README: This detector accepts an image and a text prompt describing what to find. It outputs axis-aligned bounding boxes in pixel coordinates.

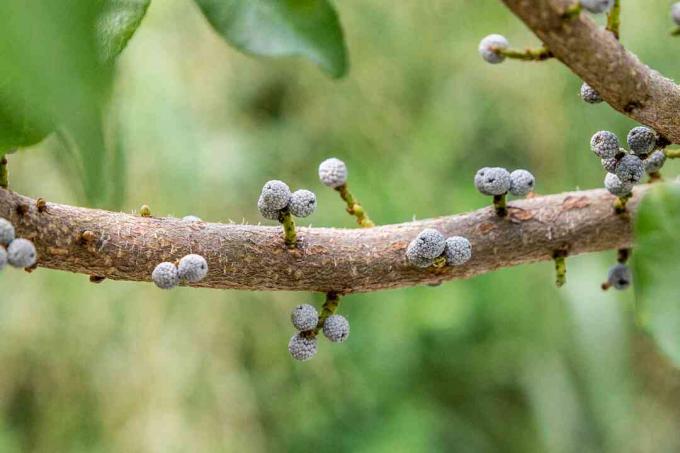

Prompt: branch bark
[0,186,646,293]
[500,0,680,144]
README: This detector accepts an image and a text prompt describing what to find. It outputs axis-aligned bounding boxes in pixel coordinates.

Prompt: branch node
[36,198,47,213]
[139,205,152,217]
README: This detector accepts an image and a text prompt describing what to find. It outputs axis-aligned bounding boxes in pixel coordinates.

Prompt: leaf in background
[97,0,151,62]
[634,182,680,366]
[194,0,348,78]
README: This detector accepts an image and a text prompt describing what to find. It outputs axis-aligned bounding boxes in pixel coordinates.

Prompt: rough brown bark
[0,186,645,293]
[500,0,680,144]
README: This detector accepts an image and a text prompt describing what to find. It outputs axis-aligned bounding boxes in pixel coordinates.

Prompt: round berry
[444,236,472,266]
[288,333,317,361]
[291,304,319,331]
[474,167,511,196]
[643,150,666,174]
[0,218,15,246]
[604,173,633,197]
[152,262,179,289]
[607,263,631,290]
[260,180,291,211]
[509,169,535,197]
[590,131,620,159]
[615,154,644,183]
[258,195,282,221]
[0,246,7,271]
[580,0,614,13]
[323,314,350,343]
[406,228,446,267]
[7,238,36,268]
[288,189,317,218]
[177,254,208,283]
[601,157,618,173]
[627,126,656,157]
[478,34,509,64]
[182,215,201,222]
[318,158,348,188]
[580,82,602,104]
[672,2,680,26]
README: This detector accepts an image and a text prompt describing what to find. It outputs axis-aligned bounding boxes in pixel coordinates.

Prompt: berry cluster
[151,254,208,289]
[258,180,317,220]
[474,167,536,197]
[406,228,472,269]
[0,217,38,271]
[288,303,350,361]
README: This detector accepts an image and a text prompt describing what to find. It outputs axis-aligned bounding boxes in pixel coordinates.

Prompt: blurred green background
[2,0,680,451]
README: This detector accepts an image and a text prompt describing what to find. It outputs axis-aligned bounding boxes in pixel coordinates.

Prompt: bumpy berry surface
[182,215,201,222]
[0,246,7,271]
[474,167,511,196]
[288,333,317,361]
[643,150,667,174]
[601,158,618,173]
[674,3,680,26]
[258,195,282,221]
[590,131,620,159]
[444,236,472,266]
[152,262,179,289]
[478,34,508,64]
[615,154,644,183]
[580,0,614,13]
[178,254,208,283]
[323,314,350,343]
[604,173,633,197]
[291,304,319,331]
[7,238,37,268]
[627,126,656,156]
[509,169,535,197]
[318,158,348,188]
[0,218,15,246]
[608,263,631,290]
[260,180,291,211]
[288,190,317,218]
[406,228,446,267]
[580,82,602,104]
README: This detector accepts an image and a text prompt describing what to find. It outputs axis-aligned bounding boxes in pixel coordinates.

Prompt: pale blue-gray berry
[444,236,472,266]
[590,131,620,159]
[509,169,535,197]
[318,158,348,188]
[604,173,633,197]
[291,304,319,331]
[182,215,201,222]
[580,0,614,13]
[615,154,644,183]
[580,82,602,104]
[601,157,618,173]
[288,333,317,361]
[474,167,511,196]
[627,126,656,156]
[0,246,7,271]
[323,314,350,343]
[406,228,446,267]
[7,238,36,268]
[673,2,680,26]
[608,263,631,290]
[644,150,666,174]
[258,195,281,221]
[288,189,316,218]
[152,262,179,289]
[260,180,291,211]
[0,218,15,246]
[178,254,208,283]
[478,34,509,64]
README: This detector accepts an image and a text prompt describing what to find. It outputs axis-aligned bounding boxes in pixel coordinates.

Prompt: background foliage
[2,0,680,451]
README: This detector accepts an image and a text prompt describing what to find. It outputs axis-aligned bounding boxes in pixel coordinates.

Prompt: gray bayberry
[7,238,36,268]
[607,263,631,290]
[474,167,511,196]
[258,195,282,221]
[178,254,208,283]
[580,0,614,13]
[152,262,179,289]
[627,126,656,157]
[0,246,7,271]
[406,228,446,267]
[182,215,201,222]
[672,3,680,26]
[318,158,348,188]
[444,236,472,266]
[601,157,618,173]
[323,314,350,343]
[604,173,633,197]
[509,169,535,197]
[615,154,644,183]
[291,304,319,331]
[478,34,509,64]
[288,333,317,361]
[260,180,291,211]
[0,218,15,246]
[288,189,317,218]
[590,131,620,159]
[644,150,667,174]
[580,82,602,104]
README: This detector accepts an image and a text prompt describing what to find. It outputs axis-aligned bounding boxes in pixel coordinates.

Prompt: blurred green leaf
[97,0,151,62]
[193,0,348,78]
[634,182,680,366]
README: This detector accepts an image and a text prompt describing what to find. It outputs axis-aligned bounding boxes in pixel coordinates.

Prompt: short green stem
[664,148,680,159]
[614,194,632,214]
[337,184,375,228]
[672,28,680,36]
[553,251,568,288]
[0,157,8,189]
[313,292,341,336]
[493,194,508,217]
[139,205,151,217]
[606,0,621,40]
[562,2,582,19]
[280,208,297,248]
[498,47,553,61]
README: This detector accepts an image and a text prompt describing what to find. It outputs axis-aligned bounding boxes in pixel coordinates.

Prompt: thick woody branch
[0,186,646,293]
[500,0,680,143]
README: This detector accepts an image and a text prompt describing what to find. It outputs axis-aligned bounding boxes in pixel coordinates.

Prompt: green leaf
[193,0,348,78]
[634,182,680,366]
[97,0,151,62]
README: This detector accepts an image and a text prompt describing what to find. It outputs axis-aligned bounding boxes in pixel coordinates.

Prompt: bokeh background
[3,0,680,451]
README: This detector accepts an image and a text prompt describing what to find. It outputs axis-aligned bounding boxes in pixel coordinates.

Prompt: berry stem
[664,148,680,159]
[553,250,568,288]
[648,171,662,183]
[0,157,8,189]
[497,47,553,61]
[606,0,621,40]
[432,256,447,269]
[561,2,582,19]
[613,194,632,214]
[672,28,680,37]
[617,248,631,264]
[493,194,508,217]
[279,208,297,248]
[313,292,341,336]
[336,184,375,228]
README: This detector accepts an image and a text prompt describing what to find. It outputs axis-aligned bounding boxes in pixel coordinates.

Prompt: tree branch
[0,186,646,293]
[500,0,680,144]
